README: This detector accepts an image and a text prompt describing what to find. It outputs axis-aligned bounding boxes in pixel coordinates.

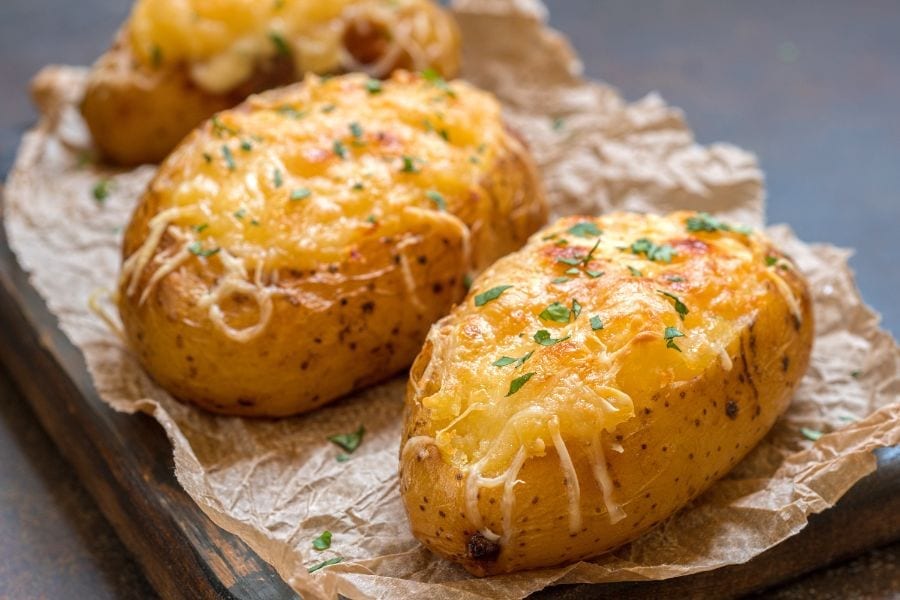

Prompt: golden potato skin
[117,71,546,417]
[400,211,813,576]
[81,0,461,166]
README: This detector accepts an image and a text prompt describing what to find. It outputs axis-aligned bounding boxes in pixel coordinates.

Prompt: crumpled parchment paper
[4,1,898,598]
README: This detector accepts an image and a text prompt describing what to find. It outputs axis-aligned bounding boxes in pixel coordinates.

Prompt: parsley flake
[664,326,685,352]
[565,268,581,276]
[276,105,306,119]
[193,223,209,233]
[234,208,246,219]
[308,557,343,574]
[557,256,583,266]
[628,265,643,277]
[474,285,512,307]
[630,238,675,263]
[551,277,570,284]
[269,31,290,56]
[421,68,456,97]
[426,190,446,211]
[686,212,751,235]
[506,372,535,397]
[273,168,283,188]
[765,256,778,267]
[92,179,111,203]
[582,238,603,266]
[493,356,517,367]
[150,44,163,67]
[312,531,332,551]
[800,427,823,441]
[365,79,382,94]
[533,330,570,346]
[572,299,582,319]
[240,139,253,152]
[658,290,688,320]
[349,122,363,139]
[566,221,602,238]
[586,270,604,278]
[221,145,236,170]
[188,242,220,258]
[400,155,420,173]
[333,140,347,159]
[590,316,604,331]
[328,425,365,454]
[666,275,685,283]
[211,114,237,137]
[290,188,311,201]
[321,103,336,113]
[539,302,571,323]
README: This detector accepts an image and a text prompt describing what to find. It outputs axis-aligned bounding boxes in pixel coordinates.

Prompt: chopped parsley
[333,140,348,159]
[565,268,581,276]
[234,208,246,219]
[202,152,213,163]
[421,68,455,97]
[92,179,111,203]
[630,238,675,263]
[312,531,332,551]
[474,285,512,307]
[686,212,751,235]
[188,242,220,258]
[552,116,565,131]
[365,78,382,94]
[557,256,583,266]
[268,31,290,56]
[493,351,532,368]
[533,330,570,346]
[666,275,685,283]
[221,145,236,170]
[566,222,602,238]
[586,270,604,278]
[321,103,336,113]
[290,187,311,201]
[765,256,778,267]
[273,168,283,188]
[582,238,603,266]
[150,44,163,67]
[276,105,306,119]
[366,214,377,224]
[551,277,570,284]
[571,299,582,319]
[426,190,446,211]
[211,114,237,137]
[658,290,688,320]
[328,425,365,454]
[506,372,535,397]
[627,265,643,277]
[193,223,209,233]
[539,302,571,323]
[664,326,684,352]
[308,557,343,574]
[800,427,823,441]
[590,315,604,331]
[400,155,420,173]
[349,122,363,139]
[851,370,862,379]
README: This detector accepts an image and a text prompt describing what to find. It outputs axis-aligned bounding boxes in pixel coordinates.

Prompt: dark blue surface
[545,0,900,336]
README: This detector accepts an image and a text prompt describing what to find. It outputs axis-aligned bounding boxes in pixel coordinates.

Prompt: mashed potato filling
[129,0,456,93]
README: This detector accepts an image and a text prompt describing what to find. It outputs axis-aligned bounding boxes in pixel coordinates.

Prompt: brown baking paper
[4,1,898,598]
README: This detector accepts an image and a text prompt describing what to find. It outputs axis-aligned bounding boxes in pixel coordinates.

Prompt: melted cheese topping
[129,0,457,93]
[416,210,803,539]
[120,72,507,341]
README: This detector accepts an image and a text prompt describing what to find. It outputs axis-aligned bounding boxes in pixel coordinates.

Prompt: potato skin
[400,211,813,576]
[117,71,546,417]
[81,0,461,166]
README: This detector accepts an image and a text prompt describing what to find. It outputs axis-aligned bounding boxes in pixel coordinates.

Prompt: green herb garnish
[664,326,684,352]
[506,372,535,397]
[276,105,306,119]
[686,212,751,235]
[221,145,236,170]
[211,114,237,137]
[628,265,642,277]
[422,68,456,97]
[590,316,604,331]
[566,222,602,238]
[328,425,365,453]
[234,208,246,219]
[533,330,570,346]
[193,223,209,233]
[290,187,311,201]
[630,238,674,263]
[273,168,283,188]
[474,285,512,307]
[349,122,363,139]
[426,190,446,211]
[401,155,420,173]
[312,531,333,551]
[765,256,778,267]
[551,277,570,284]
[308,557,343,574]
[333,140,348,159]
[92,179,111,203]
[800,427,823,441]
[539,302,571,323]
[658,290,688,320]
[188,242,220,258]
[494,352,534,369]
[365,79,382,94]
[572,299,582,319]
[269,31,290,56]
[586,270,604,278]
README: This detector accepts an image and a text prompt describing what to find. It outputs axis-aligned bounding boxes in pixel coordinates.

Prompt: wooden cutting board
[0,215,897,600]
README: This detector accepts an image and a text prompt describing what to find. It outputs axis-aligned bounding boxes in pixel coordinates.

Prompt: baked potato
[117,71,547,417]
[400,210,813,575]
[81,0,460,166]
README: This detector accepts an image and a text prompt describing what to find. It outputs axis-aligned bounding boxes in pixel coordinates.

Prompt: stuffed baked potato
[400,210,813,575]
[81,0,460,166]
[117,71,547,417]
